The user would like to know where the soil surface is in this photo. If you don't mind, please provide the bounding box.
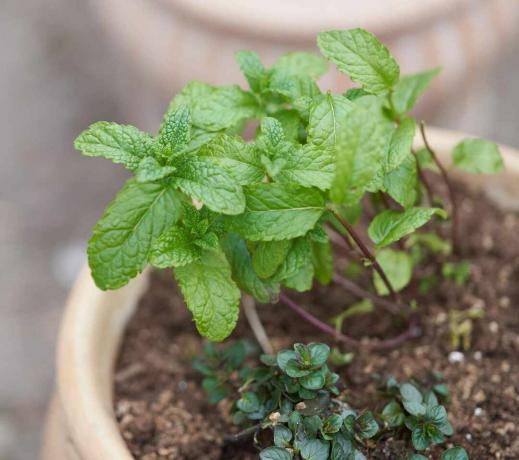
[114,184,519,459]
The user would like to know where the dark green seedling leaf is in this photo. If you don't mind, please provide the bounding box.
[274,425,293,448]
[331,434,354,459]
[88,179,182,290]
[252,240,292,279]
[159,105,191,152]
[452,138,504,174]
[74,122,155,171]
[391,67,441,114]
[368,207,447,247]
[383,155,418,208]
[400,383,426,416]
[307,93,353,148]
[427,405,453,436]
[276,144,335,191]
[300,438,330,460]
[174,248,240,341]
[149,226,201,268]
[226,183,325,241]
[330,105,387,204]
[135,157,176,183]
[385,117,416,172]
[308,343,330,366]
[260,446,293,460]
[277,349,298,372]
[408,454,428,460]
[202,376,229,404]
[273,52,329,79]
[382,401,405,428]
[321,414,343,440]
[317,28,400,94]
[192,85,260,131]
[373,249,413,296]
[441,447,469,460]
[199,134,265,185]
[237,391,261,413]
[303,415,323,437]
[356,411,379,439]
[311,239,333,285]
[235,50,268,93]
[300,368,327,390]
[442,261,471,286]
[174,156,246,215]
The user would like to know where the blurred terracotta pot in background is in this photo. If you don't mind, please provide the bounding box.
[92,0,518,115]
[41,128,519,459]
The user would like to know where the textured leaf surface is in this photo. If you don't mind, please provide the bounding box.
[391,68,440,114]
[276,144,335,191]
[149,226,201,268]
[385,117,416,172]
[222,234,280,303]
[318,29,399,94]
[74,122,155,171]
[192,85,260,131]
[273,238,312,282]
[88,179,182,289]
[252,240,292,279]
[383,155,418,208]
[174,156,245,215]
[235,50,267,93]
[199,134,264,185]
[452,138,504,174]
[311,240,333,285]
[175,249,240,341]
[135,157,176,183]
[368,207,446,247]
[330,105,387,204]
[272,52,328,79]
[307,94,353,148]
[226,183,325,241]
[159,105,191,151]
[373,249,413,295]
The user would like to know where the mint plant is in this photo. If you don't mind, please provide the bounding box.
[194,341,468,459]
[75,28,504,344]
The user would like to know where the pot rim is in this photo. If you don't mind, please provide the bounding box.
[164,0,471,42]
[55,127,519,459]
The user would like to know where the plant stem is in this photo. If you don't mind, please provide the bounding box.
[224,424,260,443]
[278,293,421,350]
[242,294,273,355]
[411,147,434,206]
[419,122,459,252]
[332,273,407,316]
[332,211,399,303]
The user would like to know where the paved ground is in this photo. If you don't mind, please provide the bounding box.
[0,1,518,458]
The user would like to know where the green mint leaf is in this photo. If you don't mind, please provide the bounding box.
[386,117,416,171]
[169,81,215,112]
[452,138,504,174]
[344,88,370,101]
[159,105,191,151]
[411,427,430,451]
[307,94,353,148]
[226,183,325,241]
[317,28,399,94]
[381,401,405,428]
[192,85,260,131]
[236,391,260,413]
[383,155,418,208]
[308,342,330,366]
[149,226,201,268]
[273,237,313,282]
[311,240,333,285]
[271,109,301,142]
[441,447,469,460]
[235,50,268,93]
[391,68,441,114]
[373,249,413,295]
[331,434,353,459]
[260,116,286,149]
[284,263,314,292]
[272,51,329,79]
[274,425,293,448]
[269,72,321,103]
[260,447,293,460]
[174,156,245,215]
[221,234,280,303]
[300,438,330,460]
[368,207,446,247]
[356,411,379,439]
[330,105,387,204]
[88,179,182,289]
[276,144,335,191]
[135,157,176,183]
[199,134,264,185]
[74,121,155,171]
[174,248,240,341]
[252,240,292,279]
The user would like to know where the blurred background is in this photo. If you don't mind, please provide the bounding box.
[1,0,518,458]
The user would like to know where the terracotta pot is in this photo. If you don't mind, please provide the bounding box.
[41,128,519,459]
[92,0,519,114]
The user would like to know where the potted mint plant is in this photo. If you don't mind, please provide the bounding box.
[43,29,518,460]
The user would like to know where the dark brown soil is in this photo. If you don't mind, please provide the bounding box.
[114,184,519,459]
